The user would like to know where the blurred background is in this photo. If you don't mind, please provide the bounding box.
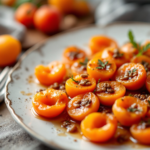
[1,0,150,69]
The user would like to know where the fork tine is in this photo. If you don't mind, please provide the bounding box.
[0,67,10,82]
[0,67,10,90]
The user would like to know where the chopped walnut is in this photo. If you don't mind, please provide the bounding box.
[141,61,150,72]
[96,83,114,94]
[137,120,150,130]
[99,105,112,114]
[120,69,138,80]
[61,121,77,133]
[67,51,84,60]
[80,74,88,78]
[116,134,128,143]
[113,49,124,59]
[134,94,149,100]
[49,82,66,91]
[73,98,92,108]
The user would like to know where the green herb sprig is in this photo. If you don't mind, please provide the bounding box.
[94,79,101,93]
[79,58,89,66]
[128,30,150,56]
[127,107,141,112]
[71,76,79,84]
[96,59,108,69]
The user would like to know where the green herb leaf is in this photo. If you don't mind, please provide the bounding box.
[93,79,101,93]
[128,30,138,49]
[127,107,141,112]
[142,43,150,53]
[132,68,137,73]
[97,59,109,70]
[128,94,133,97]
[71,76,79,84]
[79,57,89,66]
[148,100,150,105]
[128,30,150,56]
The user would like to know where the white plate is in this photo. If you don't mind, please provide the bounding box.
[5,23,150,150]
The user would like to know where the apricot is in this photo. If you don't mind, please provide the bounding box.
[112,96,147,126]
[65,74,96,98]
[32,88,68,118]
[87,58,117,82]
[89,36,118,54]
[62,46,86,66]
[115,63,146,90]
[96,81,126,106]
[35,61,66,86]
[81,112,117,142]
[67,92,100,121]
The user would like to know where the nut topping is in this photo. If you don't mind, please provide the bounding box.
[80,74,88,78]
[73,98,92,108]
[61,121,77,133]
[134,94,149,100]
[112,49,124,59]
[141,61,150,72]
[67,51,84,60]
[120,68,138,80]
[96,83,114,94]
[49,82,65,91]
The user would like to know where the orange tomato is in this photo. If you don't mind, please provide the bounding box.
[96,81,126,106]
[48,0,75,14]
[15,3,37,28]
[34,5,61,34]
[112,96,147,126]
[120,42,138,61]
[35,61,66,86]
[81,112,117,142]
[65,74,96,98]
[0,35,21,67]
[32,88,68,118]
[87,57,117,82]
[89,36,118,54]
[115,63,146,90]
[100,47,129,68]
[67,92,100,121]
[62,46,86,66]
[130,120,150,144]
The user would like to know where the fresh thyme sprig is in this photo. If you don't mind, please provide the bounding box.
[79,57,88,66]
[128,94,133,97]
[96,59,108,69]
[128,30,150,56]
[71,76,79,84]
[127,107,141,112]
[93,79,101,93]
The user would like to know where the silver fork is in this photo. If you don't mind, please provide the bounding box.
[0,67,11,103]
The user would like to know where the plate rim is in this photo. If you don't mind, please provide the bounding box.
[5,22,150,150]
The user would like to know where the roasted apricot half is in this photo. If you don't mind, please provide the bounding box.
[67,92,100,121]
[65,74,96,98]
[87,58,117,82]
[89,35,118,54]
[130,119,150,144]
[100,47,129,68]
[32,88,68,118]
[115,63,146,90]
[120,42,138,61]
[71,58,89,76]
[62,46,86,65]
[35,61,66,86]
[112,96,147,126]
[143,40,150,57]
[131,55,150,72]
[96,81,126,106]
[81,112,117,142]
